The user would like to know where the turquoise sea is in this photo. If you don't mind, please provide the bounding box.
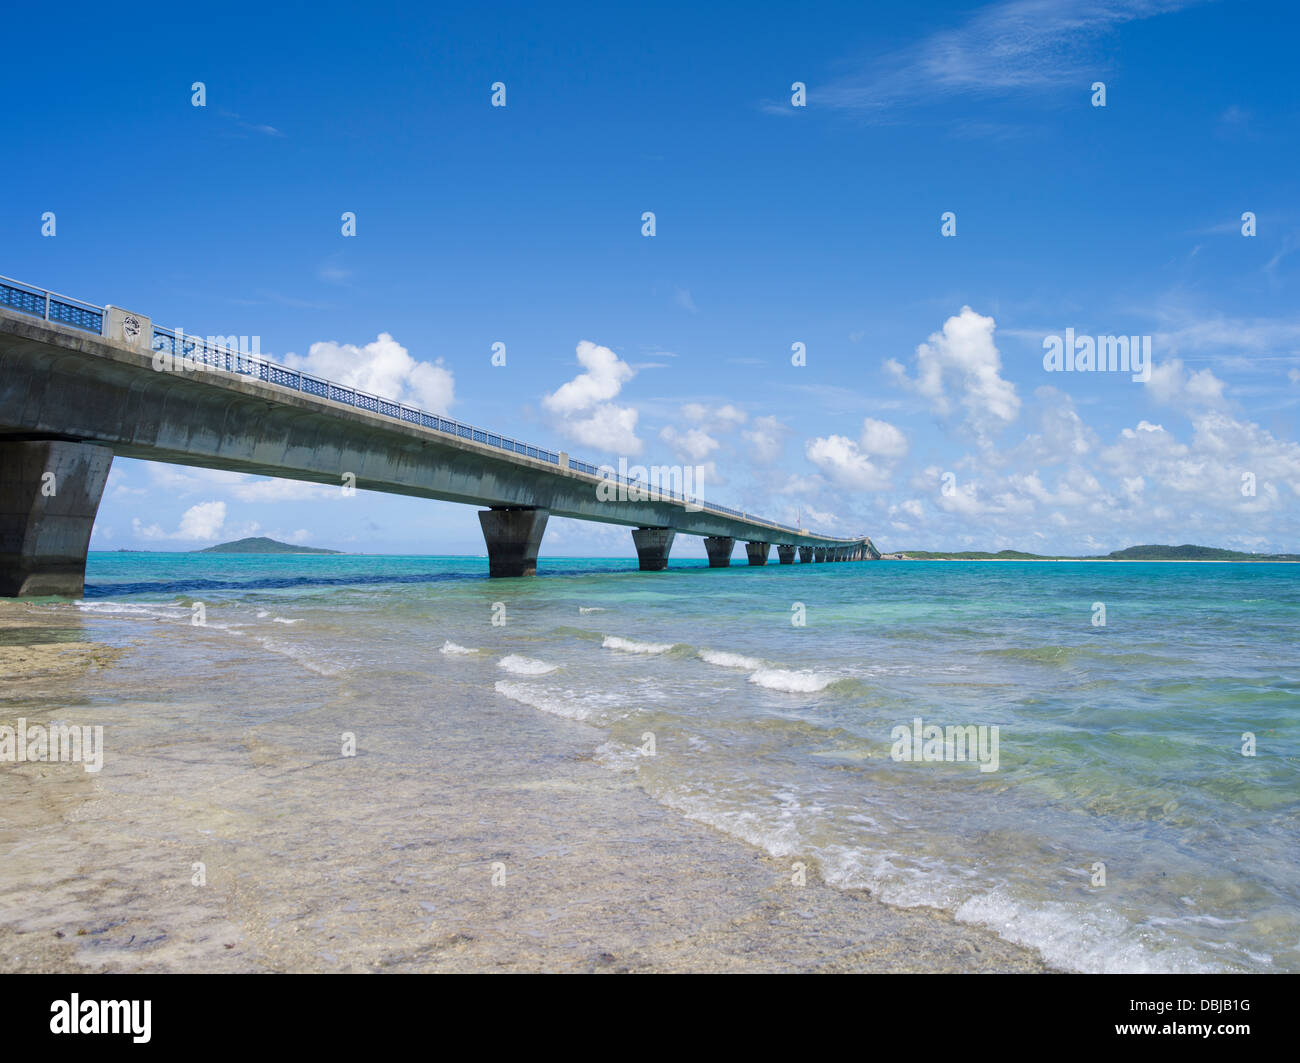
[56,554,1300,971]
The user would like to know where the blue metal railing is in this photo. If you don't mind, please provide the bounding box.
[1,272,843,541]
[1,277,103,334]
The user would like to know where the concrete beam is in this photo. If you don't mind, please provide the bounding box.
[776,545,795,564]
[631,526,675,571]
[745,541,771,566]
[478,507,549,577]
[798,546,813,563]
[0,440,113,597]
[704,536,734,567]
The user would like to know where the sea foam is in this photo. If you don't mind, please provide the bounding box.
[699,648,765,671]
[748,668,837,693]
[602,636,674,655]
[497,655,558,675]
[493,680,592,720]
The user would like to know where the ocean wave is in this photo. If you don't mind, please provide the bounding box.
[748,668,838,693]
[578,606,607,614]
[593,740,645,772]
[602,636,675,655]
[493,680,592,720]
[73,601,188,621]
[699,648,765,671]
[439,640,478,655]
[498,655,558,675]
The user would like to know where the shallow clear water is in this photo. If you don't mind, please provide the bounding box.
[53,554,1300,970]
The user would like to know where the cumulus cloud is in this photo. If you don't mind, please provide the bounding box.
[744,415,789,464]
[133,501,228,541]
[660,424,720,462]
[804,416,906,492]
[1145,358,1227,408]
[544,341,642,455]
[804,434,892,492]
[860,417,909,459]
[885,306,1020,439]
[283,333,455,414]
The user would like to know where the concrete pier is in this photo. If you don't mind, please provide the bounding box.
[631,527,675,571]
[798,546,813,563]
[0,440,113,597]
[776,545,795,565]
[745,541,770,566]
[478,507,549,577]
[704,536,735,567]
[814,547,827,562]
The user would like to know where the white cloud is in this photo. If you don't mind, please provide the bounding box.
[562,404,643,456]
[1145,358,1227,408]
[660,424,720,462]
[543,341,642,455]
[859,417,909,459]
[544,341,635,415]
[817,0,1198,116]
[886,306,1020,439]
[283,333,455,414]
[744,415,788,464]
[804,435,891,492]
[133,501,228,542]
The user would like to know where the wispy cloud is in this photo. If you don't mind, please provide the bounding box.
[817,0,1202,117]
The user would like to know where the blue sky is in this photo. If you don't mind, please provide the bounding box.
[4,0,1298,556]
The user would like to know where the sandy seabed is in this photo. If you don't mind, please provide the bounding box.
[0,599,1051,973]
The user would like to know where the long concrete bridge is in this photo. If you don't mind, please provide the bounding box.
[0,275,878,596]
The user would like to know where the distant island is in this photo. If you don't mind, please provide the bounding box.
[893,544,1300,562]
[197,537,342,555]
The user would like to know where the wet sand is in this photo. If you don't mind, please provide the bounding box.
[0,600,1052,973]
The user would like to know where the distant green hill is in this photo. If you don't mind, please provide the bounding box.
[1101,544,1300,561]
[899,543,1300,561]
[197,537,341,555]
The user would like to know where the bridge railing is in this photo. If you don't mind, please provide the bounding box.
[2,272,841,542]
[1,275,104,334]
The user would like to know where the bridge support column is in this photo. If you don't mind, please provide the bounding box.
[745,541,770,566]
[798,546,813,563]
[632,527,675,571]
[478,506,549,577]
[703,536,734,567]
[813,547,826,562]
[0,440,113,597]
[776,545,795,565]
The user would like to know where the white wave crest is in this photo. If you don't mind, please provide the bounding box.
[493,680,592,720]
[748,668,837,693]
[699,648,765,671]
[602,636,674,655]
[498,655,558,675]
